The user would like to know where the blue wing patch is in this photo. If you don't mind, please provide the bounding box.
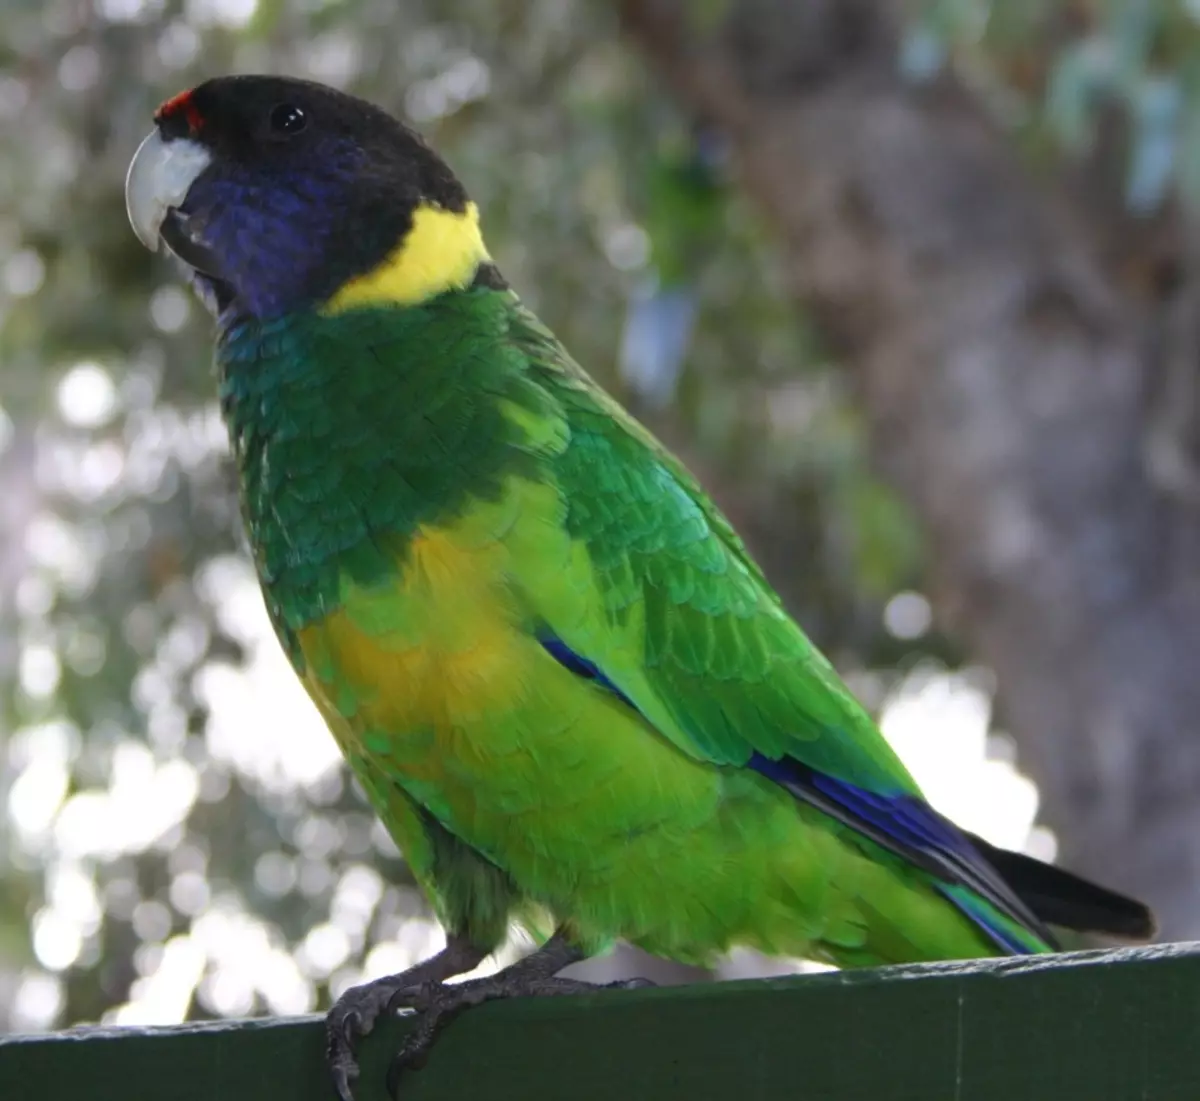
[539,636,638,710]
[749,753,1054,953]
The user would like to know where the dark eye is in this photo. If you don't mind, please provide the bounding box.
[269,103,307,136]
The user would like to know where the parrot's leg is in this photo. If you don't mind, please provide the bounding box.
[327,932,487,1101]
[384,928,654,1097]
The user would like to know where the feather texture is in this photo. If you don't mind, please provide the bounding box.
[212,278,1144,969]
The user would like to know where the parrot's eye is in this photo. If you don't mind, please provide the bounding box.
[268,104,307,136]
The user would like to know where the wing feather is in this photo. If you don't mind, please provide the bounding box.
[507,302,1052,950]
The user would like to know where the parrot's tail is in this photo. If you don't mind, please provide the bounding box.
[966,833,1157,942]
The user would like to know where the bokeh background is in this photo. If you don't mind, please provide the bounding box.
[3,0,1199,1034]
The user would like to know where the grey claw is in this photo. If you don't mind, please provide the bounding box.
[326,1001,372,1099]
[330,1059,359,1101]
[323,940,488,1100]
[385,1020,438,1098]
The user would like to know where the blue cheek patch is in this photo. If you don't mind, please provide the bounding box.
[195,143,367,319]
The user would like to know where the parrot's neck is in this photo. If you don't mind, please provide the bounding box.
[214,288,538,640]
[320,201,490,314]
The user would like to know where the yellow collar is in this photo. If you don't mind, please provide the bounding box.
[322,201,489,313]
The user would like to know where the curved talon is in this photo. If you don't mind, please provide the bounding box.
[384,996,455,1099]
[327,996,382,1101]
[325,981,395,1089]
[331,1064,358,1101]
[330,980,445,1101]
[323,936,487,1101]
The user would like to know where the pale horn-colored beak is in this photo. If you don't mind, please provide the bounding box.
[125,129,213,252]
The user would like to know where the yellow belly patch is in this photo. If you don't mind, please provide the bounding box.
[292,479,567,764]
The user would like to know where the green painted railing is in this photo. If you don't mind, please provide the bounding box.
[2,943,1198,1100]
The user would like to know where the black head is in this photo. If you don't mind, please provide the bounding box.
[128,76,472,319]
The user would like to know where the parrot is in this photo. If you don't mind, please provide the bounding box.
[125,76,1156,1099]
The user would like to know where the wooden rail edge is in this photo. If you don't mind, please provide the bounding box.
[2,942,1199,1100]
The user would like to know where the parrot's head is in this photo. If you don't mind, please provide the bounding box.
[125,75,491,321]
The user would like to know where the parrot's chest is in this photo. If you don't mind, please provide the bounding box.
[289,520,535,769]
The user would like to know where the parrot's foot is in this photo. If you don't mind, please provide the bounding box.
[326,934,486,1101]
[383,931,654,1098]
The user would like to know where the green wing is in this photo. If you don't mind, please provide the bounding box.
[504,300,1058,951]
[509,303,921,799]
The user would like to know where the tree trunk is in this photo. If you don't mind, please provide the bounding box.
[619,0,1200,939]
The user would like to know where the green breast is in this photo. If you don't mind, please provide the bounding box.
[214,289,550,658]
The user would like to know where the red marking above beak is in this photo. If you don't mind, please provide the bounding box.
[154,88,204,134]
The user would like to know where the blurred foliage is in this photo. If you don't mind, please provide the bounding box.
[10,0,1189,1036]
[904,0,1200,212]
[618,127,728,409]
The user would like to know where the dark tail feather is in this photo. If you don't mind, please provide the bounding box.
[968,833,1157,942]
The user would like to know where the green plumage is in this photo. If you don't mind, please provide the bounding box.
[216,281,1047,967]
[129,79,1151,1045]
[217,293,541,646]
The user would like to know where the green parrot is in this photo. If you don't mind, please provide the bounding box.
[125,76,1155,1098]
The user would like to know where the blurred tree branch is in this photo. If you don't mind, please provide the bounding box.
[620,0,1200,937]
